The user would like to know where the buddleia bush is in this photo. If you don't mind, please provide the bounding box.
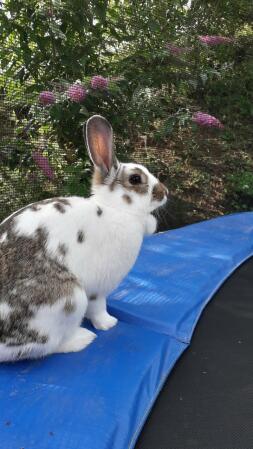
[0,0,252,222]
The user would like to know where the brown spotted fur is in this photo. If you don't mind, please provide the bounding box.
[0,213,79,346]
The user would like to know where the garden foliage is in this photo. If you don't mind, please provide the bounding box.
[0,0,252,225]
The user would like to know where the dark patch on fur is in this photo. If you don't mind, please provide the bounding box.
[92,169,105,187]
[121,167,148,194]
[54,202,65,213]
[89,294,97,301]
[63,299,76,315]
[93,166,118,191]
[109,178,117,191]
[152,183,167,202]
[92,162,149,196]
[30,204,41,212]
[39,198,71,207]
[113,156,119,170]
[122,194,132,204]
[102,166,148,195]
[92,162,120,191]
[97,207,103,216]
[58,243,67,256]
[0,224,79,348]
[40,335,48,344]
[0,197,71,236]
[77,230,85,243]
[2,306,49,347]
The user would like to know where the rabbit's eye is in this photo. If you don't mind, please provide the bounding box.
[129,174,142,185]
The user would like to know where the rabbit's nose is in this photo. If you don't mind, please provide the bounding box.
[152,182,169,202]
[160,183,169,197]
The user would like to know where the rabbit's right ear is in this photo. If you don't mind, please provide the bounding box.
[84,115,114,176]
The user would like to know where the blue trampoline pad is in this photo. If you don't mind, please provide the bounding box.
[109,213,253,342]
[1,212,253,449]
[0,322,186,449]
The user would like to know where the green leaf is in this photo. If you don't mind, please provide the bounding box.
[79,106,89,116]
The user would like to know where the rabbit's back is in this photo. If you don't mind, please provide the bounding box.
[1,195,144,300]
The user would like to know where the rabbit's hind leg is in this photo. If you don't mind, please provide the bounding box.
[29,285,92,356]
[55,287,97,353]
[56,327,96,353]
[0,341,51,362]
[0,285,90,362]
[0,302,52,361]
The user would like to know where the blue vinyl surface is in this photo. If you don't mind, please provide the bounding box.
[109,212,253,343]
[1,213,253,449]
[0,323,186,449]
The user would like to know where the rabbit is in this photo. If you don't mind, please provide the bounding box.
[0,115,168,362]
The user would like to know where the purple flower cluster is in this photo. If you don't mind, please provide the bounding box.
[91,75,108,90]
[67,84,86,102]
[32,152,55,180]
[198,35,234,46]
[39,91,56,105]
[192,112,224,129]
[38,75,109,106]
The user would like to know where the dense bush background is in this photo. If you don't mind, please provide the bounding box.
[0,0,252,229]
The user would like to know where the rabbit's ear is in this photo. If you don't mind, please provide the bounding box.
[84,115,114,175]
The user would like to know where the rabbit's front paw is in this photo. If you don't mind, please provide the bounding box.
[92,312,118,331]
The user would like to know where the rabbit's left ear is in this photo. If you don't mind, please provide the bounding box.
[84,115,115,175]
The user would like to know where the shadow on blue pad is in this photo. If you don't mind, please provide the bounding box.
[1,213,253,449]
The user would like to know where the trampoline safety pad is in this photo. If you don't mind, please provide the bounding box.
[0,212,253,449]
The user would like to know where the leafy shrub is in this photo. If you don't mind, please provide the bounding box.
[227,172,253,210]
[0,0,252,225]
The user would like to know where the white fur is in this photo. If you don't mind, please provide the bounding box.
[1,158,167,360]
[0,232,8,243]
[145,214,157,235]
[86,296,118,330]
[29,286,87,348]
[0,342,49,362]
[0,303,12,319]
[0,286,93,362]
[56,328,96,353]
[13,171,165,299]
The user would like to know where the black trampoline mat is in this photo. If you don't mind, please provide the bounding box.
[136,257,253,449]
